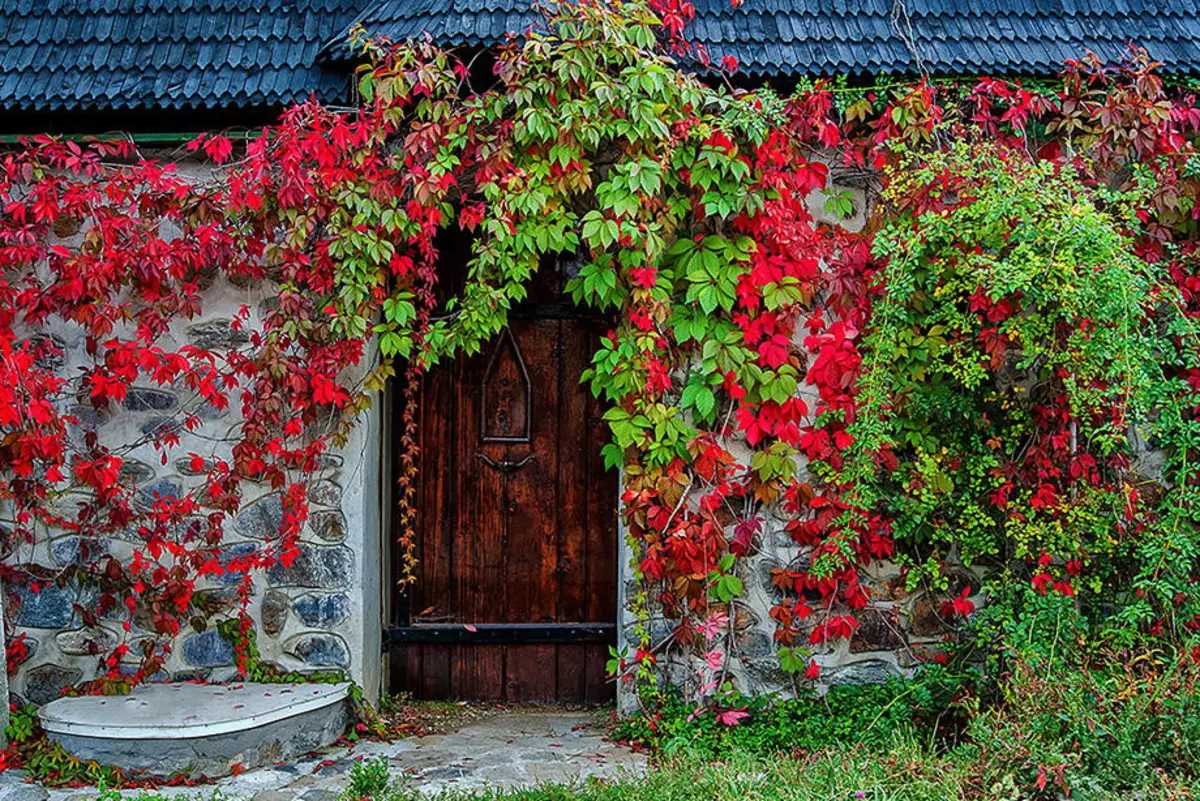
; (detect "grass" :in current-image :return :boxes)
[420,746,967,801]
[80,745,969,801]
[365,745,1188,801]
[67,736,1193,801]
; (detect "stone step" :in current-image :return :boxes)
[39,681,350,779]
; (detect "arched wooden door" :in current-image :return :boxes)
[387,305,618,703]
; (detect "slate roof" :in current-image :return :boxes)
[327,0,1200,76]
[0,0,359,112]
[3,0,1200,116]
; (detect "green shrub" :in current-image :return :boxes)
[949,597,1200,799]
[616,667,973,759]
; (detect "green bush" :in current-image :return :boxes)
[615,667,972,758]
[950,595,1200,799]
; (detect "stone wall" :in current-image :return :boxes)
[618,530,983,707]
[3,159,383,709]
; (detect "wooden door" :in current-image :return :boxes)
[388,311,617,703]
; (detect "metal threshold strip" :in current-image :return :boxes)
[384,622,616,646]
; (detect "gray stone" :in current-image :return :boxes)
[735,630,776,659]
[66,403,105,431]
[824,660,899,686]
[314,454,343,471]
[742,656,790,690]
[787,551,812,574]
[188,319,251,350]
[267,544,353,590]
[236,494,284,540]
[177,456,215,476]
[306,481,342,508]
[193,587,242,615]
[44,492,91,521]
[754,555,783,596]
[0,771,38,796]
[300,791,341,801]
[254,791,301,801]
[262,591,290,636]
[49,536,109,567]
[11,583,95,629]
[1134,447,1168,481]
[28,333,66,372]
[196,398,231,421]
[362,711,646,792]
[139,477,182,508]
[24,663,82,706]
[0,783,49,801]
[56,628,117,656]
[119,459,156,485]
[123,387,178,411]
[182,629,235,667]
[7,636,36,670]
[293,593,349,627]
[309,509,346,543]
[210,666,242,683]
[315,759,351,775]
[215,542,260,585]
[850,608,905,653]
[285,633,350,669]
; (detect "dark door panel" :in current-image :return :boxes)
[389,315,617,703]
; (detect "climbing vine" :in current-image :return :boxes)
[1,0,1200,714]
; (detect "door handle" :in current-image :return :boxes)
[477,453,536,473]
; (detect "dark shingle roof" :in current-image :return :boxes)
[0,0,360,112]
[3,0,1200,116]
[330,0,540,52]
[327,0,1200,76]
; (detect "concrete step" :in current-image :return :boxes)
[39,681,350,779]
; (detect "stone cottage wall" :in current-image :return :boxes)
[3,157,383,709]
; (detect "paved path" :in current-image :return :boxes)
[3,710,647,800]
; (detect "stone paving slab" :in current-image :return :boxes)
[17,710,645,800]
